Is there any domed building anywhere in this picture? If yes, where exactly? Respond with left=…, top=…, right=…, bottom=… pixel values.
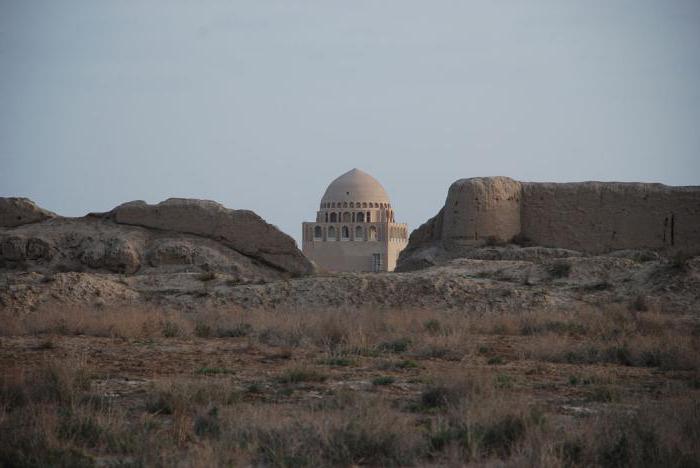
left=301, top=168, right=408, bottom=272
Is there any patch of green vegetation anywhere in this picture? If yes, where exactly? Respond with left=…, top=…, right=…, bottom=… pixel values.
left=372, top=376, right=396, bottom=386
left=378, top=359, right=420, bottom=370
left=488, top=356, right=506, bottom=365
left=320, top=357, right=355, bottom=367
left=495, top=373, right=514, bottom=389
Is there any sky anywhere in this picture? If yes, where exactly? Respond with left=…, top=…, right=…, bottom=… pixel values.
left=2, top=0, right=699, bottom=244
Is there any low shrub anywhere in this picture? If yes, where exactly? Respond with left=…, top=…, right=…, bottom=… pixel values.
left=372, top=376, right=396, bottom=386
left=194, top=407, right=221, bottom=438
left=277, top=368, right=327, bottom=384
left=378, top=338, right=412, bottom=354
left=548, top=261, right=572, bottom=279
left=197, top=271, right=217, bottom=282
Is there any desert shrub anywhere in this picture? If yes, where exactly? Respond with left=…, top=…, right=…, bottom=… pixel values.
left=494, top=374, right=514, bottom=389
left=378, top=359, right=419, bottom=370
left=378, top=338, right=412, bottom=354
left=520, top=319, right=588, bottom=336
left=320, top=357, right=355, bottom=367
left=258, top=326, right=304, bottom=347
left=423, top=319, right=442, bottom=335
left=197, top=271, right=217, bottom=282
left=195, top=367, right=233, bottom=376
left=413, top=345, right=462, bottom=361
left=0, top=412, right=95, bottom=468
left=420, top=386, right=452, bottom=410
left=479, top=414, right=527, bottom=456
left=0, top=361, right=92, bottom=410
left=630, top=294, right=648, bottom=312
left=162, top=320, right=182, bottom=337
left=372, top=376, right=396, bottom=386
left=194, top=407, right=221, bottom=438
left=249, top=399, right=424, bottom=467
left=581, top=402, right=700, bottom=468
left=325, top=420, right=418, bottom=466
left=582, top=281, right=613, bottom=291
left=145, top=391, right=175, bottom=415
left=586, top=385, right=621, bottom=403
left=428, top=412, right=534, bottom=460
left=277, top=368, right=327, bottom=384
left=217, top=323, right=253, bottom=338
left=194, top=321, right=212, bottom=337
left=547, top=261, right=571, bottom=278
left=526, top=338, right=699, bottom=371
left=57, top=410, right=103, bottom=447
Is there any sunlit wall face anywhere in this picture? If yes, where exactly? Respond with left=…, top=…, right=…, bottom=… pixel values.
left=2, top=0, right=699, bottom=244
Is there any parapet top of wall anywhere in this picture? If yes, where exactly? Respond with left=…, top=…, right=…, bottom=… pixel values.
left=521, top=180, right=699, bottom=194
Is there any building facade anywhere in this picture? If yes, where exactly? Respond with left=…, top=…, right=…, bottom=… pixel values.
left=302, top=169, right=408, bottom=272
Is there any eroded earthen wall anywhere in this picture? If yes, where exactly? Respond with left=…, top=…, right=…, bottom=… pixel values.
left=441, top=177, right=522, bottom=245
left=521, top=182, right=700, bottom=254
left=400, top=177, right=700, bottom=269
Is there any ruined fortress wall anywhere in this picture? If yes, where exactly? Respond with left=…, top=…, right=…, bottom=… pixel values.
left=441, top=177, right=522, bottom=245
left=520, top=182, right=700, bottom=254
left=403, top=177, right=700, bottom=260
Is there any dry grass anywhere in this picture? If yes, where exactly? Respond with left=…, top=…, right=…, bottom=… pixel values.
left=1, top=303, right=699, bottom=466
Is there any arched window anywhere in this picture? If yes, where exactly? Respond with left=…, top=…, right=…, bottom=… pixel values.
left=328, top=226, right=336, bottom=240
left=356, top=212, right=364, bottom=222
left=355, top=225, right=364, bottom=240
left=342, top=212, right=351, bottom=222
left=314, top=226, right=322, bottom=240
left=366, top=211, right=371, bottom=222
left=362, top=202, right=367, bottom=208
left=325, top=213, right=329, bottom=222
left=341, top=226, right=350, bottom=240
left=350, top=202, right=354, bottom=208
left=330, top=212, right=337, bottom=222
left=343, top=202, right=348, bottom=208
left=369, top=226, right=377, bottom=241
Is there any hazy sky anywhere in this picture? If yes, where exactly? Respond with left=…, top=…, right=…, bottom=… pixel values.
left=2, top=1, right=699, bottom=244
